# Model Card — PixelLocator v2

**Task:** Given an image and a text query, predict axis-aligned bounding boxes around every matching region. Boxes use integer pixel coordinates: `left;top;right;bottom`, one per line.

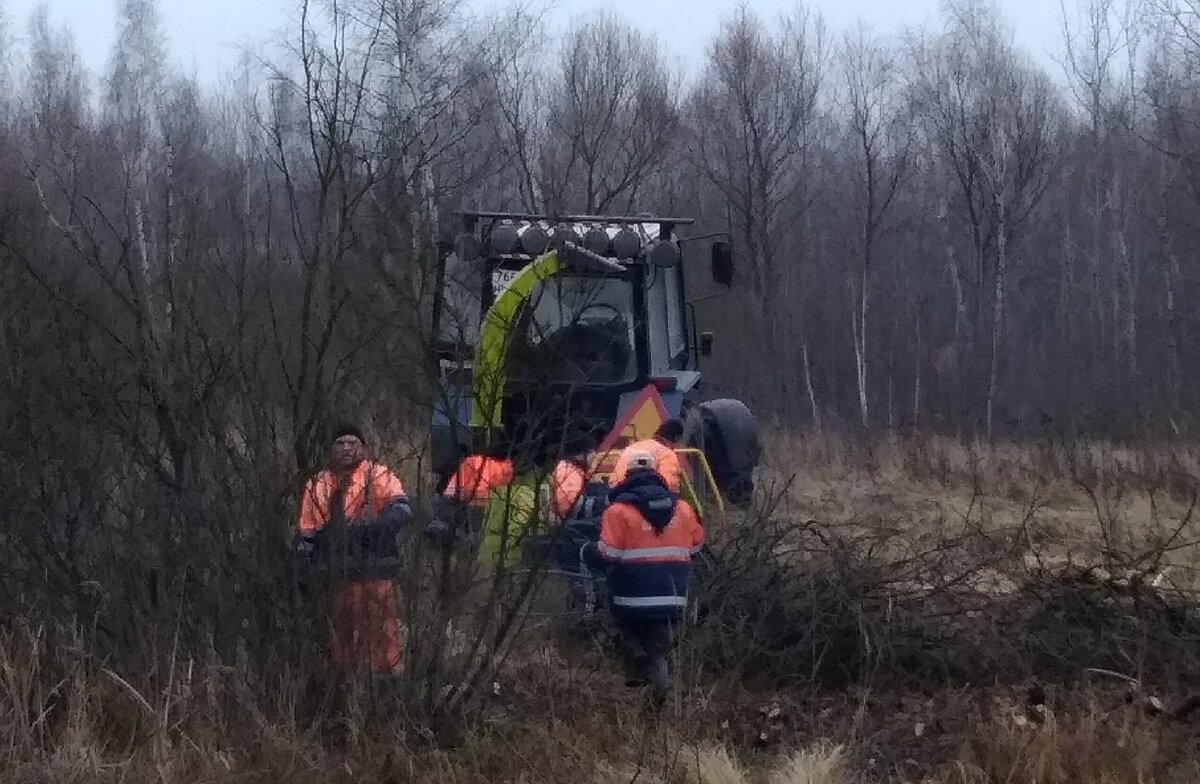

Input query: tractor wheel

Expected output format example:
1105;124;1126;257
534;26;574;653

688;398;760;507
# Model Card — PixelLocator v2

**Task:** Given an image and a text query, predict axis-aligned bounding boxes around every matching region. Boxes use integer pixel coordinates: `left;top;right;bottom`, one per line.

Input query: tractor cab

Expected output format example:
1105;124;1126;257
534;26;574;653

430;211;758;505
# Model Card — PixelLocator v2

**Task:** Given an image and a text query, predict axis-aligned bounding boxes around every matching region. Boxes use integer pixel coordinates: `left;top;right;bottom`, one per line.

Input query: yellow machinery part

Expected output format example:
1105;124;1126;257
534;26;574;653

470;249;564;433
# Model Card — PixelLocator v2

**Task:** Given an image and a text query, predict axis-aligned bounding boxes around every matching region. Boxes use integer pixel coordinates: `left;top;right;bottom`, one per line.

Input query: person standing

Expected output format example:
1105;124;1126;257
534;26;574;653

441;453;515;507
296;423;412;675
547;451;610;614
583;449;704;698
426;452;516;550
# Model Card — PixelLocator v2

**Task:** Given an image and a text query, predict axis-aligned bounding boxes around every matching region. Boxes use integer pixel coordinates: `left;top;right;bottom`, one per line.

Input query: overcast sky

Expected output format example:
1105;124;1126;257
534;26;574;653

4;0;1068;85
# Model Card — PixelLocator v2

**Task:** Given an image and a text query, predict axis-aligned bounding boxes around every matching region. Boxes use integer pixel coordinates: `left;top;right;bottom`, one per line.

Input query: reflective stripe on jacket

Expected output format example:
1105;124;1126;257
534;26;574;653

596;471;704;620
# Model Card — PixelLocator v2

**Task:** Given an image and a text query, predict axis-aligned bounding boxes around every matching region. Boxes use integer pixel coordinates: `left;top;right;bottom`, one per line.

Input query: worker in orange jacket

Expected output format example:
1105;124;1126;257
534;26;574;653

583;448;704;697
426;453;516;547
548;451;611;613
548;452;594;520
442;453;515;507
610;419;685;492
295;423;412;675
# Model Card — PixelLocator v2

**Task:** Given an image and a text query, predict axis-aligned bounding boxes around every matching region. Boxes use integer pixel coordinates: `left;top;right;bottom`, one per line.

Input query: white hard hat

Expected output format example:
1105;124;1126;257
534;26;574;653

625;448;657;472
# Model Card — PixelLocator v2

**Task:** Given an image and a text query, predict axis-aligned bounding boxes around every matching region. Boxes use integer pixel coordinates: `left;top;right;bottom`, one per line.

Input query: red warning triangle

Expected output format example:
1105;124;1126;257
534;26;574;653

591;384;669;478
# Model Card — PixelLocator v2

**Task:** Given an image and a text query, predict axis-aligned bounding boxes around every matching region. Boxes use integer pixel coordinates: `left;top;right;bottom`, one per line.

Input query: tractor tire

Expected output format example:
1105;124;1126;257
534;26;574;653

692;399;760;506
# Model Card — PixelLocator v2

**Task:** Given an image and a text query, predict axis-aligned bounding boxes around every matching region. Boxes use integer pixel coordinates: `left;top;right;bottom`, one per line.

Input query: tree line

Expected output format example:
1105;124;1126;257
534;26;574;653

475;0;1200;443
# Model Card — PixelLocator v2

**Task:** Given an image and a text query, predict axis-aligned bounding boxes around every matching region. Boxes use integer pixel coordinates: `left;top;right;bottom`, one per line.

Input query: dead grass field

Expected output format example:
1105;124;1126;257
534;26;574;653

5;433;1200;783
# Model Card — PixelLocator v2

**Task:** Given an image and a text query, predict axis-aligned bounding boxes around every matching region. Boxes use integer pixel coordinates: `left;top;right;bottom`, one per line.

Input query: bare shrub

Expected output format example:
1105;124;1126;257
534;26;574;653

685;434;1200;696
685;501;886;688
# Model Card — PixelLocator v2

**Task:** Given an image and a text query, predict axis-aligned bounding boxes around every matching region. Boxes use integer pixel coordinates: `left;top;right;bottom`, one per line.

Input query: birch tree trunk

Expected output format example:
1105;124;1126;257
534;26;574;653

987;196;1007;441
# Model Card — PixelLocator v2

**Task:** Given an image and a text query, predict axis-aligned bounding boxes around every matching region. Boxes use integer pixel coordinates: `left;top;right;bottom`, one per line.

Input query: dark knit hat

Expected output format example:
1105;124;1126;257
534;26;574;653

330;421;366;445
655;418;684;443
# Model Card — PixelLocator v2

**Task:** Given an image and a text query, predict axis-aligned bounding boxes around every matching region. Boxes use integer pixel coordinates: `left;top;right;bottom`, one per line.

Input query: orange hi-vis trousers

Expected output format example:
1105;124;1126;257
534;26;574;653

326;578;402;674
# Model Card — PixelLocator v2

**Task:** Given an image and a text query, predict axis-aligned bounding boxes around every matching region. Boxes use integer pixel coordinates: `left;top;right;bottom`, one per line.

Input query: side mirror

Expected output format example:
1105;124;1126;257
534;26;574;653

700;332;715;357
711;240;734;286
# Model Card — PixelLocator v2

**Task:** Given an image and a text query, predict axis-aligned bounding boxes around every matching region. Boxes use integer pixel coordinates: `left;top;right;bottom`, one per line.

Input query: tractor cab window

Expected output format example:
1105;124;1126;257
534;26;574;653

507;274;636;386
646;264;687;371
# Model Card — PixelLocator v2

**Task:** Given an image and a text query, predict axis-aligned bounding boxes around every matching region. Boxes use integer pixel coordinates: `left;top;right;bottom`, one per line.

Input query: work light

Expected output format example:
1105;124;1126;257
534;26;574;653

612;228;641;259
518;224;549;255
488;223;520;254
583;227;611;256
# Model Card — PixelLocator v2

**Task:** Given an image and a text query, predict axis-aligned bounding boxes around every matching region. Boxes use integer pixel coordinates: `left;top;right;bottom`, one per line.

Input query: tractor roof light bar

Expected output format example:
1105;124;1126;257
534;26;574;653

457;215;686;269
460;210;695;226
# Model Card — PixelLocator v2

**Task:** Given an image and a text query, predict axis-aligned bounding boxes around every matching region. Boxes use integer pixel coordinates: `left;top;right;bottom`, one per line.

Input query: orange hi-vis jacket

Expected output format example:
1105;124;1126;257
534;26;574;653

594;471;704;620
299;460;406;535
549;459;587;519
443;455;515;507
611;438;682;493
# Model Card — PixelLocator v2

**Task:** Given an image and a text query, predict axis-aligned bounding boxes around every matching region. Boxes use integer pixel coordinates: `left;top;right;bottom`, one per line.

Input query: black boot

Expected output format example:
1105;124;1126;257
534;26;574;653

644;656;669;698
624;653;650;687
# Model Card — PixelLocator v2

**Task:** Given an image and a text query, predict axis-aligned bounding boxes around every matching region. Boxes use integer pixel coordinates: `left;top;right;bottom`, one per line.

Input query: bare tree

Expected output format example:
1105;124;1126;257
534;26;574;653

106;0;165;142
841;25;911;431
910;1;1061;437
471;4;549;211
539;11;680;213
687;5;827;419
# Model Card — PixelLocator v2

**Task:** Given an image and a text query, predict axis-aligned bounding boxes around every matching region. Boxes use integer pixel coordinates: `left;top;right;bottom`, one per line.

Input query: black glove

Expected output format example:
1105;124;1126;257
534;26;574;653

424;518;454;546
425;496;477;546
328;496;412;560
376;496;414;532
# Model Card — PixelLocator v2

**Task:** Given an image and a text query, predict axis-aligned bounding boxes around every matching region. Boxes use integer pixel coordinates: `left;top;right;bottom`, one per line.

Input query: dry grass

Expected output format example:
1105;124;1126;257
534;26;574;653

593;761;668;784
943;697;1168;784
767;745;854;784
760;431;1200;590
673;744;750;784
6;433;1200;783
588;742;853;784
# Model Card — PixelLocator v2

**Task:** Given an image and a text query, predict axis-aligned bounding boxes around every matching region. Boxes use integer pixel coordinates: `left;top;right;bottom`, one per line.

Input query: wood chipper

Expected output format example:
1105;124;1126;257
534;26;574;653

428;211;760;567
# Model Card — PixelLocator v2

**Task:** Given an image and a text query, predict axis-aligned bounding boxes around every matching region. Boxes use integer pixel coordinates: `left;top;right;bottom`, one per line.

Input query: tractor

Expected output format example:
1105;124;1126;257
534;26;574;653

428;210;760;513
